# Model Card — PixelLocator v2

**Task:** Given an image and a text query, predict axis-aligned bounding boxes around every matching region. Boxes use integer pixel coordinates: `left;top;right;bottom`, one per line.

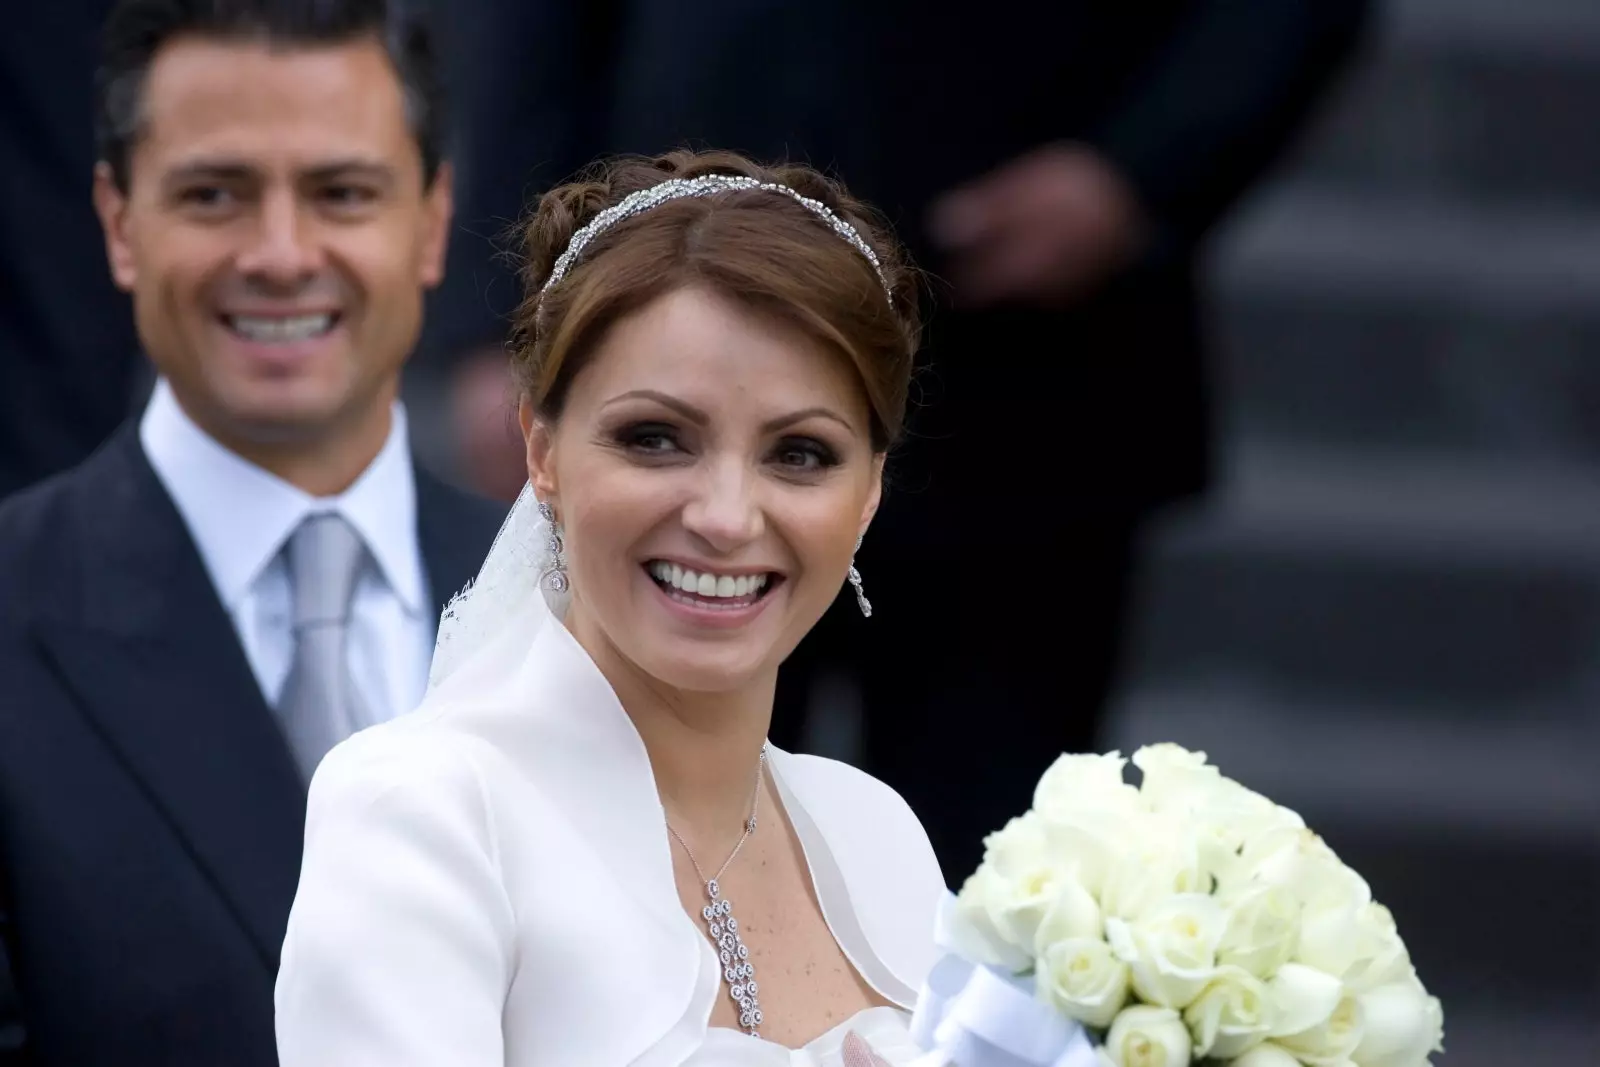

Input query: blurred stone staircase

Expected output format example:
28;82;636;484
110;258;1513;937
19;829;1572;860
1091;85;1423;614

1105;1;1600;1062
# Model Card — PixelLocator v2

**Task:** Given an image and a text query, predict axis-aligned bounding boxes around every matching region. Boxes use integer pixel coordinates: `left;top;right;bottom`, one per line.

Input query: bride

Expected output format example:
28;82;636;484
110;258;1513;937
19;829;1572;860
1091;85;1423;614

274;150;943;1066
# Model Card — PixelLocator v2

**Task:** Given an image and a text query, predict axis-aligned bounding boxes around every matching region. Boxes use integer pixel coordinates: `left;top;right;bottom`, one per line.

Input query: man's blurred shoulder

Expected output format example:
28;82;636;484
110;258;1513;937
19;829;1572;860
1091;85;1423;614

0;428;136;626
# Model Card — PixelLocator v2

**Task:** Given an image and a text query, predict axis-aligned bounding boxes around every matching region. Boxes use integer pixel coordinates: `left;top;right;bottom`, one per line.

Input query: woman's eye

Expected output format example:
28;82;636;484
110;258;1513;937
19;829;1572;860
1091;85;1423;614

618;424;682;454
773;439;838;471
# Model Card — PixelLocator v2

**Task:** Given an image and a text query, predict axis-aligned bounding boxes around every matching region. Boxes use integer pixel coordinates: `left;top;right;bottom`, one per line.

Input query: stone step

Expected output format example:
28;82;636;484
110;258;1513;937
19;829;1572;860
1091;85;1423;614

1107;685;1596;841
1386;0;1600;64
1290;0;1600;205
1123;445;1600;707
1206;186;1600;461
1427;1010;1597;1067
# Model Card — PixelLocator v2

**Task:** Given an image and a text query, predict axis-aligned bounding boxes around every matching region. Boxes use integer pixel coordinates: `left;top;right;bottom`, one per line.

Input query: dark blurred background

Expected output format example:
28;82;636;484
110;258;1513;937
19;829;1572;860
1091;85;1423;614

3;0;1597;1063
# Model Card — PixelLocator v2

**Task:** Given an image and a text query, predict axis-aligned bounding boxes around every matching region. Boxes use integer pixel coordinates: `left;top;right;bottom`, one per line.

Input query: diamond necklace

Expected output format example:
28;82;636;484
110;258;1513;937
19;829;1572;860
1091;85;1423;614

665;744;768;1038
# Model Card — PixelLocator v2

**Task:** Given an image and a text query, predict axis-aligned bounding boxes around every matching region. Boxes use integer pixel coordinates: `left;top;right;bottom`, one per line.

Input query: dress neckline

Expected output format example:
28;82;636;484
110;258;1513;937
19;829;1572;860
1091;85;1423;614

759;755;917;1010
695;1005;916;1064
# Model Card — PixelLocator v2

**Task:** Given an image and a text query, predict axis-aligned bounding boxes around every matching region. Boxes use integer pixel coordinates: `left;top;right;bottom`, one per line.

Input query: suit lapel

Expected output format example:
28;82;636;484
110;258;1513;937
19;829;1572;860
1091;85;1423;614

33;430;306;969
29;442;504;973
413;467;506;617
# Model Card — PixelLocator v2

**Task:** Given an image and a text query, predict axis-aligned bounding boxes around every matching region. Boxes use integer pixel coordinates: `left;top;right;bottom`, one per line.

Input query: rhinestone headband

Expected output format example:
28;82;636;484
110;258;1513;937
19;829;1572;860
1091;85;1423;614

538;174;893;307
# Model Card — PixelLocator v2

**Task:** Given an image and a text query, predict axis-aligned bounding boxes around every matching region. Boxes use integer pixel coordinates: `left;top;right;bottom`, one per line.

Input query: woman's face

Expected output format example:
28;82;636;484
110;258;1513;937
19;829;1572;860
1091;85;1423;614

524;285;883;695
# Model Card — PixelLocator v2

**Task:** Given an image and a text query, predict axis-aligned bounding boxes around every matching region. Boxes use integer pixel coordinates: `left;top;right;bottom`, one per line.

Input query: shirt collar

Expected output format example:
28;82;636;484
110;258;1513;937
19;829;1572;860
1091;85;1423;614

139;379;428;616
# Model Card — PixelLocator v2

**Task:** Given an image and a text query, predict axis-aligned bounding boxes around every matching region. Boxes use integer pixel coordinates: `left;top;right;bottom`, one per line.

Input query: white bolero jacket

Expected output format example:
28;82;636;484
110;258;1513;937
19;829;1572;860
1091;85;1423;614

274;603;945;1066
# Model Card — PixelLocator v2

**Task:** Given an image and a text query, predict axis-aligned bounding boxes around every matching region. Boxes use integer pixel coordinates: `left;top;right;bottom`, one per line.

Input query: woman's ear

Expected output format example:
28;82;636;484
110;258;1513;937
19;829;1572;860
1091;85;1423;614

859;453;886;537
519;396;558;501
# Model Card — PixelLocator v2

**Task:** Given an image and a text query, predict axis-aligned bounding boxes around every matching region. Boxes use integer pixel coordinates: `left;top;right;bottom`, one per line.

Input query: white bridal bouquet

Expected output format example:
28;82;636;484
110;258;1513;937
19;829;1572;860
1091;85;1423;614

908;745;1444;1067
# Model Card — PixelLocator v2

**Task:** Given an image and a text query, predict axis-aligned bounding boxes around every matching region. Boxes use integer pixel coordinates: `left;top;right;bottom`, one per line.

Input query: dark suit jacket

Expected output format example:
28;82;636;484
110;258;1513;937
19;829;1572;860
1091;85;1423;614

0;426;505;1066
429;0;1368;534
0;0;143;501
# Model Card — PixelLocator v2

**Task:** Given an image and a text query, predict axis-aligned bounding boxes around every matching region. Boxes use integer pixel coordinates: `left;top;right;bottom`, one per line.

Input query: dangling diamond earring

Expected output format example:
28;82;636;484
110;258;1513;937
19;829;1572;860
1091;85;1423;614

847;535;871;618
538;500;569;594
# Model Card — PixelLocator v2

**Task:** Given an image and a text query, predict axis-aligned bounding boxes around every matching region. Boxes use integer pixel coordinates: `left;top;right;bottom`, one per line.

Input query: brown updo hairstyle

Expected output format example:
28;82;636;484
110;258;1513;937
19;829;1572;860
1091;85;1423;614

509;149;922;452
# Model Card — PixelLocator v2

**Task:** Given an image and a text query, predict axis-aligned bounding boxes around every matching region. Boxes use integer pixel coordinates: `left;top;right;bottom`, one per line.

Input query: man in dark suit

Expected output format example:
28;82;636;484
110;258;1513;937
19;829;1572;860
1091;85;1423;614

428;0;1370;881
0;1;504;1062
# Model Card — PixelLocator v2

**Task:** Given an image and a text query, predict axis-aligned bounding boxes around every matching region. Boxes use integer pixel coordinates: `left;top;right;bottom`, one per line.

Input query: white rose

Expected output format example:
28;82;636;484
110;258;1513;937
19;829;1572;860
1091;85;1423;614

1216;884;1301;980
1227;1043;1304;1067
1344;903;1412;992
1275;993;1364;1067
1133;744;1299;839
1297;896;1410;995
1036;751;1142;816
1104;1006;1193;1067
1105;893;1227;1009
1099;814;1207;922
1132;748;1305;870
1352;976;1445;1067
952;865;1033;972
972;813;1105;958
982;811;1053;872
1191;791;1307;888
1183;965;1274;1060
1132;744;1224;810
1032;752;1143;897
1224;826;1365;907
1034;873;1104;952
1265;962;1343;1038
1036;937;1131;1029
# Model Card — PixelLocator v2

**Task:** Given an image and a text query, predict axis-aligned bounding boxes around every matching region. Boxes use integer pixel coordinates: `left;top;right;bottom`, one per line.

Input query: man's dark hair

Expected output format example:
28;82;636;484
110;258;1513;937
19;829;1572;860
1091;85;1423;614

95;0;446;191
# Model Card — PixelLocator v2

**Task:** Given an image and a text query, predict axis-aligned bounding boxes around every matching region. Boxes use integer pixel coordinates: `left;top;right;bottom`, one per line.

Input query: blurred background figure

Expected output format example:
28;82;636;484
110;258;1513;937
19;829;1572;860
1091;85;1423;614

421;0;1373;893
0;0;502;1062
0;1;140;501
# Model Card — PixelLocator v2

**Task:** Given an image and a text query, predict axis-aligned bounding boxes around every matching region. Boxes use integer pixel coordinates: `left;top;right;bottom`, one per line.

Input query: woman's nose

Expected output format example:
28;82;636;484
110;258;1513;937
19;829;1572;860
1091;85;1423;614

680;463;764;551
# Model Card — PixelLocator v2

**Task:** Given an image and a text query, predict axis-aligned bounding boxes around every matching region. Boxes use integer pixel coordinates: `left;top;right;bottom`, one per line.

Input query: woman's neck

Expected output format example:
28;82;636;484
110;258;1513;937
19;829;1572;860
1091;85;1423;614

567;609;774;839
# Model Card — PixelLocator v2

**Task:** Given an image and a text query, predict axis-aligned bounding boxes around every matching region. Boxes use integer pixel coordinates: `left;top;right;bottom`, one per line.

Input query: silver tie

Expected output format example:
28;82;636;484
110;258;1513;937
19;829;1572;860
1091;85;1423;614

277;512;370;781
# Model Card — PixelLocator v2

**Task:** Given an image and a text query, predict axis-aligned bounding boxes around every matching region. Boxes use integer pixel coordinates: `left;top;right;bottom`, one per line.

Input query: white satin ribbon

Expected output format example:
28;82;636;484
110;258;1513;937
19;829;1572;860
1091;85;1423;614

908;895;1101;1067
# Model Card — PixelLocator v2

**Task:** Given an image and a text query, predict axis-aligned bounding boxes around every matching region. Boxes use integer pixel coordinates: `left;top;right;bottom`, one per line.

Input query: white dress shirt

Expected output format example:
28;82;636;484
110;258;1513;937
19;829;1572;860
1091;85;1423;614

140;379;434;724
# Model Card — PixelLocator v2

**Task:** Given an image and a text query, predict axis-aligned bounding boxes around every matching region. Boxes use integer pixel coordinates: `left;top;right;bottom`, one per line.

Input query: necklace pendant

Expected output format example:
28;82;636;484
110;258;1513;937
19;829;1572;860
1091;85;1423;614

700;885;762;1035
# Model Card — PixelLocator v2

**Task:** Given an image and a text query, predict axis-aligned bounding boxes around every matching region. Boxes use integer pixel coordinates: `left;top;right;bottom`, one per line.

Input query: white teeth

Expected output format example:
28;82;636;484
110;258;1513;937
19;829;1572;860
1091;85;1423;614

646;561;770;600
229;313;334;342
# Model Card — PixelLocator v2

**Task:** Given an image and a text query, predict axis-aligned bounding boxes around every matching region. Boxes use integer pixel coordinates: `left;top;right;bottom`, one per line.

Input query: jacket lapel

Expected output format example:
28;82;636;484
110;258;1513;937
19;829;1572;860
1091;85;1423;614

437;606;709;1065
413;467;507;618
32;429;307;969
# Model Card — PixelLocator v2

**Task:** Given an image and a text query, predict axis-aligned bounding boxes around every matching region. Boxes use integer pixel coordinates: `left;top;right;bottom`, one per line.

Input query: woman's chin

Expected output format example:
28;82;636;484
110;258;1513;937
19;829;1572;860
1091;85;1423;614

630;637;780;697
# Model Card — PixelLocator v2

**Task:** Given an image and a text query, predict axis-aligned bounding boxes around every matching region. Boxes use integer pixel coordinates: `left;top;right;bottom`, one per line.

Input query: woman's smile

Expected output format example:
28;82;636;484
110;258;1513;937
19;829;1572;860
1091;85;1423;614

643;558;785;628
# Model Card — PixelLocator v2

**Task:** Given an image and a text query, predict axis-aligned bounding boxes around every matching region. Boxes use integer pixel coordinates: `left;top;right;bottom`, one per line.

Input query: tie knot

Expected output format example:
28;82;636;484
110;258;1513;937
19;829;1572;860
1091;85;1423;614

286;512;367;629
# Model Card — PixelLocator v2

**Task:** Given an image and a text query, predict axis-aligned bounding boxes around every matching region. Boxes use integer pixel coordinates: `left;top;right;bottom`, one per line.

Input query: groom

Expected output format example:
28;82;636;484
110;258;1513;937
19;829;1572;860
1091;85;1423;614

0;1;503;1063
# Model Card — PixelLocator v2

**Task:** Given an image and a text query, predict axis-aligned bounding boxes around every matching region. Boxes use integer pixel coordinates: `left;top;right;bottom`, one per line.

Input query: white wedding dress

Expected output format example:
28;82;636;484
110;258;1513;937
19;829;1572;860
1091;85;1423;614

274;489;946;1066
688;1006;922;1066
